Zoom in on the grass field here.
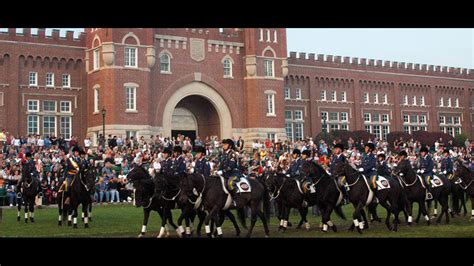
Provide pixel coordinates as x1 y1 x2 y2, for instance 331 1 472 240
1 203 474 237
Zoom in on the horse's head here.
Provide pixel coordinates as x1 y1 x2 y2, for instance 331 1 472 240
264 172 278 193
127 166 150 186
395 159 412 180
178 173 197 205
303 161 329 182
81 165 97 191
453 159 472 184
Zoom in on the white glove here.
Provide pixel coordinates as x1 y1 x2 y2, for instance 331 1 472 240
191 162 196 167
443 170 447 174
358 168 364 172
189 168 194 174
286 174 290 178
416 169 421 173
433 169 437 173
217 170 223 176
420 169 425 174
399 173 404 176
392 163 397 167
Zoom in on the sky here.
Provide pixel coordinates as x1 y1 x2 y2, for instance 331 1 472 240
22 28 474 69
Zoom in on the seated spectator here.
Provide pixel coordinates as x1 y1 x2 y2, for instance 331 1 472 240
108 177 120 203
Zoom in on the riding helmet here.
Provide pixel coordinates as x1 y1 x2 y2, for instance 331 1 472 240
302 150 311 157
195 146 206 154
292 149 301 155
398 151 408 157
333 143 344 150
162 148 172 155
365 143 375 151
222 139 235 149
377 153 386 160
173 145 183 153
419 146 429 153
443 149 450 155
72 146 80 153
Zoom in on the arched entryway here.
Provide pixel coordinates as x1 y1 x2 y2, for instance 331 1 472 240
162 81 233 139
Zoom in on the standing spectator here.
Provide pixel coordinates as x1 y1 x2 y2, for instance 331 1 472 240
84 137 92 151
0 129 6 153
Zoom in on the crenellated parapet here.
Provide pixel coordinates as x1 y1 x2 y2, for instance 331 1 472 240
0 28 86 47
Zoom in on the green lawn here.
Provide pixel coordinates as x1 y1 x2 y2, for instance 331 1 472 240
1 203 473 238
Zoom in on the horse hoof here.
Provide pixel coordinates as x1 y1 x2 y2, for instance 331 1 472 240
331 225 338 232
85 224 89 229
264 234 270 238
17 217 20 222
138 233 145 238
357 228 363 234
25 219 28 223
73 224 78 229
68 222 72 226
407 222 412 226
58 221 62 226
426 221 431 226
30 218 35 223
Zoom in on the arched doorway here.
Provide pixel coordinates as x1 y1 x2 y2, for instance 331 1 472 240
162 81 233 139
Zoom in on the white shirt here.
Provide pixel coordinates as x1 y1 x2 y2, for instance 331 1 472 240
13 138 20 146
84 139 92 147
37 138 44 146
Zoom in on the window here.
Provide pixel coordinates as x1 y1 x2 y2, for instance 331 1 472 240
273 30 277 43
223 59 232 77
94 88 100 113
93 49 100 70
420 126 427 131
294 123 303 140
125 87 136 111
285 110 292 120
420 95 425 106
374 93 379 104
403 115 409 123
403 125 410 134
29 72 37 86
218 28 224 34
126 130 137 139
267 93 275 115
60 101 71 113
294 110 303 120
341 112 348 122
454 116 460 125
27 100 39 112
383 94 388 104
446 116 453 124
125 47 137 67
419 115 426 124
373 125 381 139
330 112 338 121
330 124 339 131
321 112 328 122
296 88 302 100
320 90 326 101
285 122 293 141
266 29 271 42
372 113 380 122
439 97 444 107
322 123 328 133
410 115 418 124
264 60 274 77
439 116 445 124
403 95 408 105
331 91 337 101
341 124 348 130
364 92 369 103
27 115 39 135
259 29 263 42
46 73 54 87
267 133 276 142
284 87 290 99
43 116 56 137
382 114 389 123
160 53 170 73
62 74 70 88
60 116 71 140
341 91 347 102
447 127 453 136
365 125 371 133
455 98 459 107
411 126 418 133
412 95 417 106
382 125 390 140
455 127 461 136
43 100 56 112
447 98 452 107
364 113 371 122
0 92 3 106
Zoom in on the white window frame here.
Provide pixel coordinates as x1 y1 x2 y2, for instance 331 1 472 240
27 115 39 135
455 98 459 107
93 48 100 70
60 116 72 140
455 127 461 136
329 112 339 122
382 114 389 123
266 29 271 42
412 95 417 106
60 101 71 113
223 58 232 78
46 73 54 87
419 115 426 124
62 74 70 88
383 94 388 104
266 93 275 116
125 86 137 111
341 91 347 102
341 124 349 131
294 110 303 121
285 122 293 142
403 95 408 105
284 110 292 120
94 88 100 113
264 59 274 77
294 123 303 141
27 100 39 112
321 90 326 101
29 72 38 86
284 87 290 100
273 30 277 43
439 97 444 107
372 113 380 123
331 91 337 101
259 29 263 42
447 98 452 107
43 100 57 113
374 93 379 104
124 47 138 68
296 88 302 100
439 116 445 124
341 112 348 122
160 53 171 73
403 115 409 123
43 116 56 138
0 92 3 106
420 95 425 106
364 113 371 123
454 116 460 125
364 92 369 103
321 112 328 122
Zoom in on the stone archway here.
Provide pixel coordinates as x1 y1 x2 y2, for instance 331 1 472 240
162 81 233 138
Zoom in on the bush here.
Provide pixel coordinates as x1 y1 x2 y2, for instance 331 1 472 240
387 131 412 148
454 133 469 147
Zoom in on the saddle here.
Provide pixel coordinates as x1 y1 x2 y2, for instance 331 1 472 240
430 175 444 188
375 176 391 190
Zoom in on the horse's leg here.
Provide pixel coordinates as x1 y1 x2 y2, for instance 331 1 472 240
83 203 89 228
17 199 21 222
157 205 170 238
438 192 450 225
58 199 63 226
204 206 219 238
176 208 186 238
461 190 468 216
24 200 28 223
224 209 241 237
88 202 93 221
138 208 151 237
29 200 35 223
256 208 270 238
246 201 260 238
320 205 330 233
67 207 73 226
196 210 206 237
415 200 423 223
352 202 364 234
419 199 430 226
379 201 392 231
299 206 309 231
166 206 178 230
407 201 413 225
361 208 369 230
72 203 79 229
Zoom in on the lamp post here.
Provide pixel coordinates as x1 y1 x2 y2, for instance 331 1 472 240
322 117 327 142
101 107 106 140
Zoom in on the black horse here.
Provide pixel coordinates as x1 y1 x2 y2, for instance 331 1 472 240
128 166 179 237
17 165 39 223
443 168 468 217
300 161 348 232
453 159 474 220
69 165 97 228
179 173 270 238
264 172 311 232
395 159 450 225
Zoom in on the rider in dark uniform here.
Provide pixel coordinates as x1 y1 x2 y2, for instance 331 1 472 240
358 143 378 190
217 139 241 191
329 143 349 203
288 149 303 179
17 152 39 196
440 149 453 180
300 150 315 192
193 146 210 177
162 146 185 192
418 146 434 200
59 146 81 205
376 152 391 177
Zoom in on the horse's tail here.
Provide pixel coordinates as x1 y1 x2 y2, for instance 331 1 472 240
334 204 346 220
237 208 247 230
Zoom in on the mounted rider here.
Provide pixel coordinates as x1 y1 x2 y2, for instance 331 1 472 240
357 143 378 190
59 146 82 205
418 146 434 200
376 152 391 177
300 149 316 193
440 149 453 180
17 152 39 196
192 146 210 177
329 143 346 178
217 138 242 191
288 149 303 179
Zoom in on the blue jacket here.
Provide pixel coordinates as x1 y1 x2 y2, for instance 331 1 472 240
219 149 241 178
172 156 186 176
194 158 211 176
361 153 377 177
420 154 434 177
329 154 346 176
161 158 174 176
440 157 453 174
289 158 303 177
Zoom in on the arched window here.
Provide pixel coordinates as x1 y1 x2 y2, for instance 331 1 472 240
223 59 232 77
160 53 170 73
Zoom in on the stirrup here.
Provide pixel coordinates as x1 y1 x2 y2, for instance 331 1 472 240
425 193 433 200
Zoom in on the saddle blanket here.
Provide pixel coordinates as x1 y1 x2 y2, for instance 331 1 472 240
431 175 444 188
295 179 316 194
235 178 252 193
376 176 391 190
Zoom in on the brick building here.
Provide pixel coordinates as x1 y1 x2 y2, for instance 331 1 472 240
0 28 473 149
